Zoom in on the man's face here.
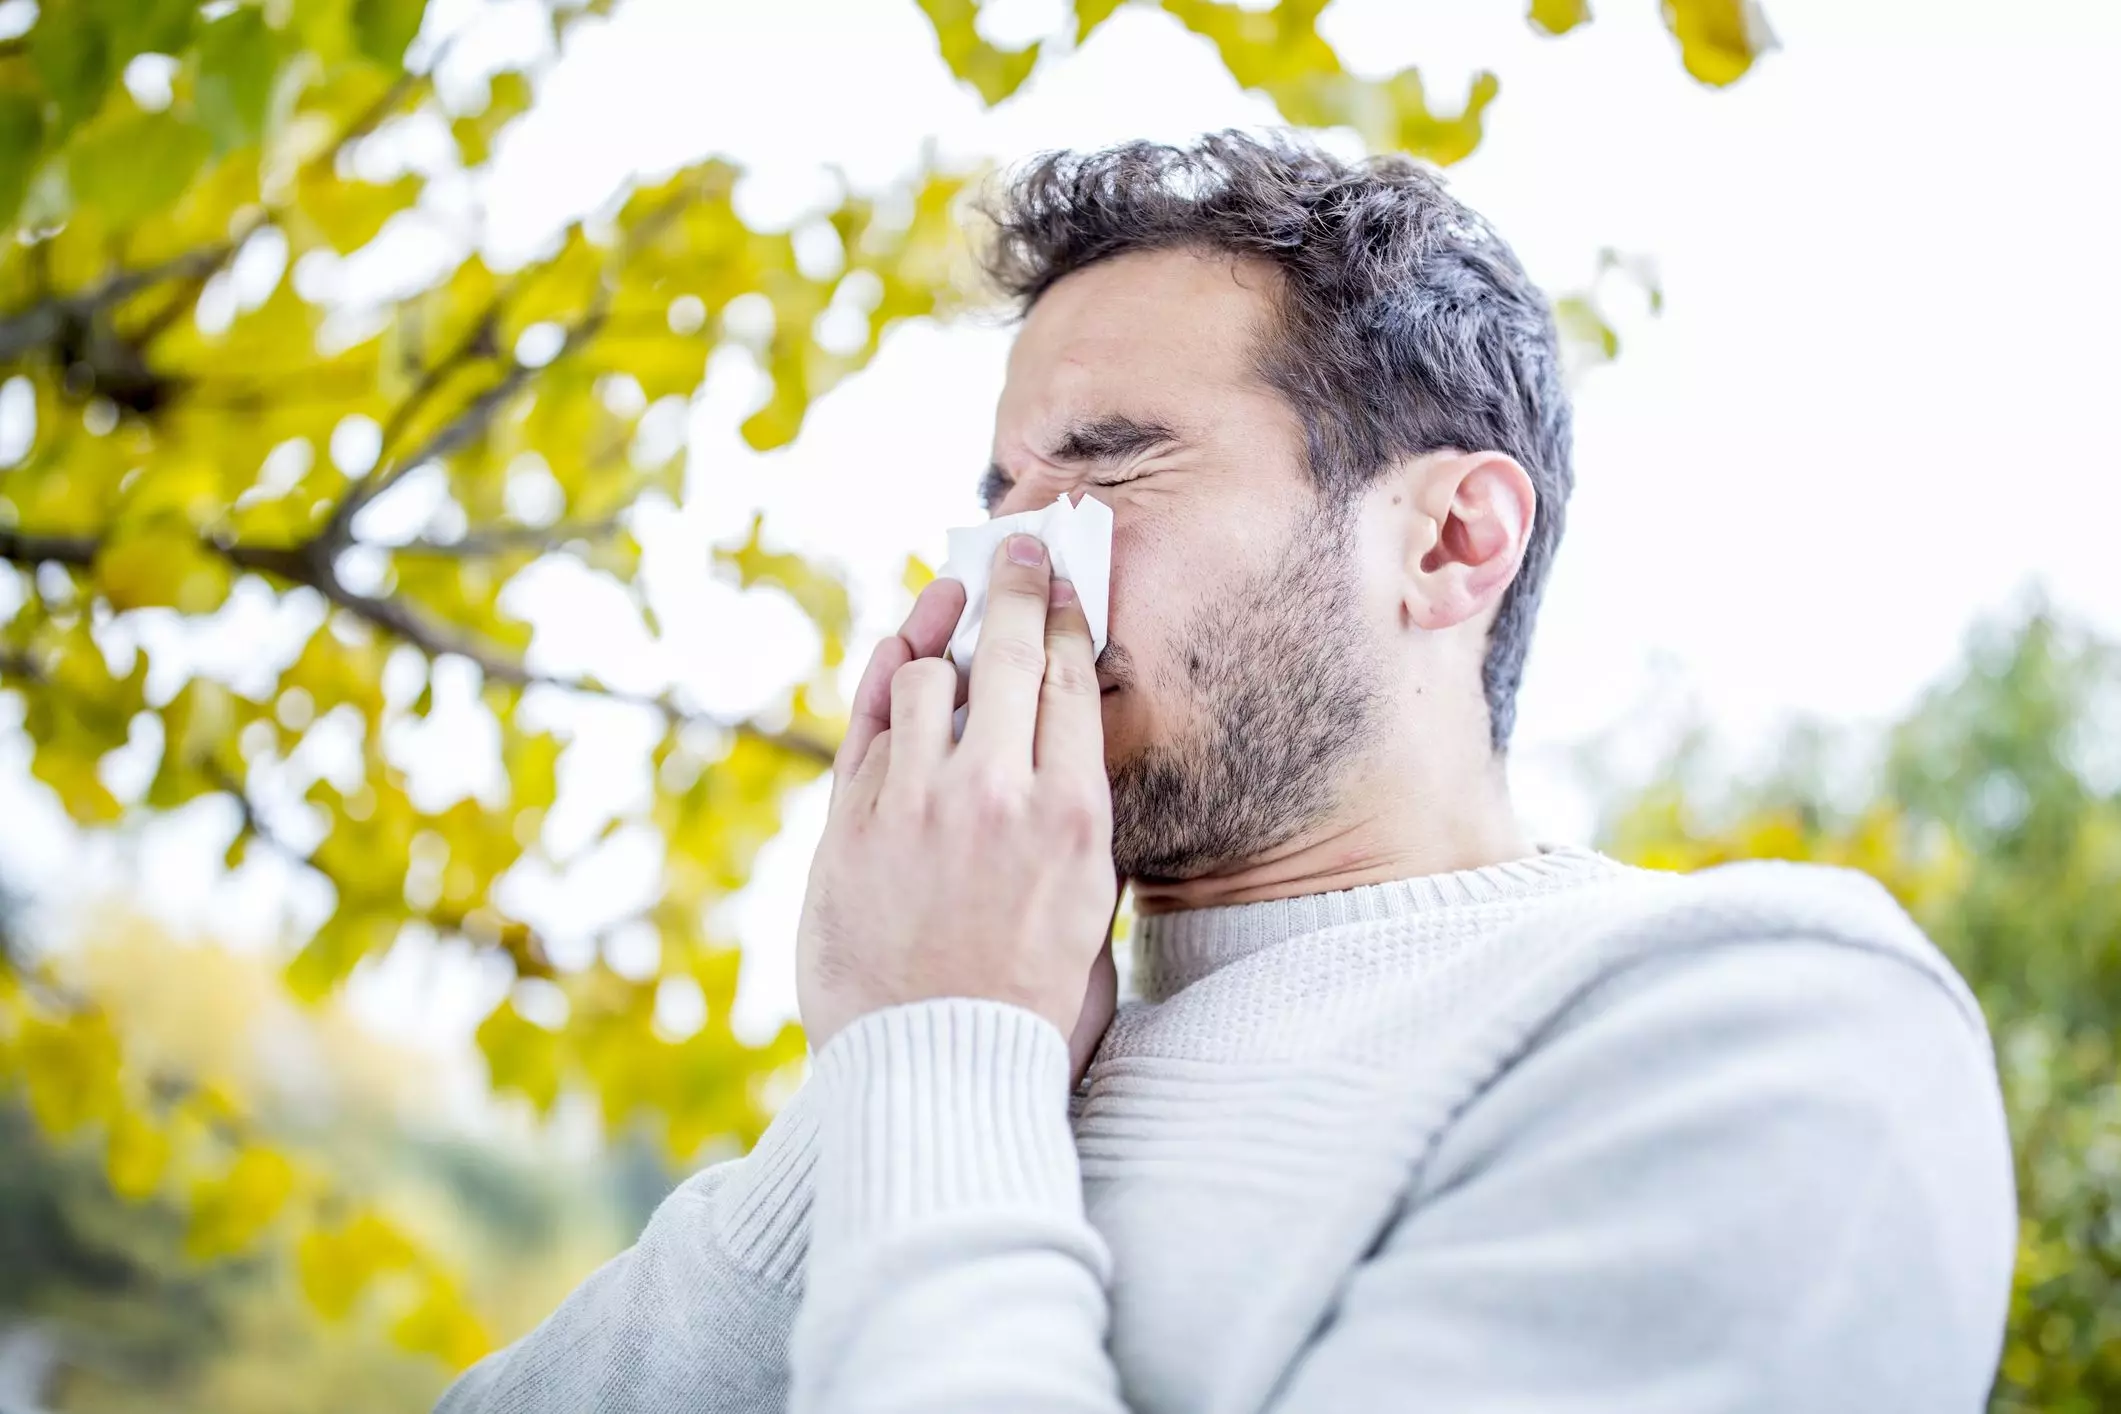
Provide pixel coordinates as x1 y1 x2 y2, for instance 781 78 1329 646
985 249 1383 881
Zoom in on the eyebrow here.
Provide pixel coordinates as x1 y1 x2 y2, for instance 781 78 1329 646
982 413 1184 495
1047 413 1182 464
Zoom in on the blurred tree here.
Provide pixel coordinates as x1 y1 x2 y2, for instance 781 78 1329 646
1600 602 2121 1413
1 917 638 1410
0 0 1774 1380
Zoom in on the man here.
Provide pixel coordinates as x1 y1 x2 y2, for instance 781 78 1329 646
440 131 2015 1413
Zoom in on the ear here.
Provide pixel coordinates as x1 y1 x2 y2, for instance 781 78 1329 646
1398 450 1535 633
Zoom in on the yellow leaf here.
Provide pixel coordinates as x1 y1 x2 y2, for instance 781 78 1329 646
1528 0 1591 36
476 997 562 1112
391 1271 494 1371
297 1209 420 1321
105 1106 171 1200
283 620 391 727
901 554 936 597
29 738 125 825
287 909 401 1003
187 1144 298 1260
505 729 564 811
1074 0 1127 44
583 331 706 401
1660 0 1776 87
451 70 533 168
19 1011 123 1136
295 168 422 254
715 514 852 663
914 0 1042 106
1382 68 1498 168
96 525 233 614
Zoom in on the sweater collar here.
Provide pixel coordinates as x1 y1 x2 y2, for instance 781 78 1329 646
1132 843 1624 1000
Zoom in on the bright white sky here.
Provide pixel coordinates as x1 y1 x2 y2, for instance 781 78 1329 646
2 0 2117 1132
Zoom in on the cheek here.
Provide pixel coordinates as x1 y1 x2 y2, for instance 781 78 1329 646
1104 523 1185 666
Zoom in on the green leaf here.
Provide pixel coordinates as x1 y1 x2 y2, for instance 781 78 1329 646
1554 294 1619 363
29 1 114 137
0 88 46 225
68 104 211 228
195 6 284 154
352 0 429 73
109 0 199 58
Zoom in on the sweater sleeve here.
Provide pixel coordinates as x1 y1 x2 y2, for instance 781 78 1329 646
789 998 1124 1414
1269 936 2019 1414
433 1084 819 1414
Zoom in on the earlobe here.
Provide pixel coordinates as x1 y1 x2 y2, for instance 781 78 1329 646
1401 451 1535 633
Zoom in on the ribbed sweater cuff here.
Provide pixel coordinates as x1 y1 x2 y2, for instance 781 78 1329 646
808 999 1082 1255
710 1087 819 1287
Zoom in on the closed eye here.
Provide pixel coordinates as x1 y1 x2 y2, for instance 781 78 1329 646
978 464 1014 512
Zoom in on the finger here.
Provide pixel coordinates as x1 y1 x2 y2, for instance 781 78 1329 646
904 575 968 660
846 727 892 813
1034 576 1106 780
962 533 1052 765
834 579 968 799
887 657 958 783
835 635 909 801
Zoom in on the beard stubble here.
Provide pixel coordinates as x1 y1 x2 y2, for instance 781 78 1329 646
1106 506 1381 882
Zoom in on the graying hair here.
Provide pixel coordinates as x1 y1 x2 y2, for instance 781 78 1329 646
979 130 1573 753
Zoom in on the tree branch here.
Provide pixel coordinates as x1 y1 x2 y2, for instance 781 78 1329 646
306 567 835 765
0 246 236 363
387 520 623 556
0 526 837 765
318 173 694 552
0 528 97 568
208 761 557 980
0 44 440 372
321 305 607 551
0 646 42 683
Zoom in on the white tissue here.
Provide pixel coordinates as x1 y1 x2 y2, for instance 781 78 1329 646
940 492 1113 680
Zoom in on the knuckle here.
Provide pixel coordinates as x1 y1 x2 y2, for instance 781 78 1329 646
991 568 1050 604
880 777 942 826
960 764 1025 820
1042 654 1099 698
1049 790 1109 852
984 634 1048 676
893 656 953 695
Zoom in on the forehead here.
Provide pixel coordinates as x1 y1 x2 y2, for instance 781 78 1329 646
995 248 1278 446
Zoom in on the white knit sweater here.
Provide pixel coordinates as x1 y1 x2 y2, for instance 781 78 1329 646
439 846 2016 1414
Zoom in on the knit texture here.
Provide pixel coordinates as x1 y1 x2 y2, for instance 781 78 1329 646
439 846 2016 1414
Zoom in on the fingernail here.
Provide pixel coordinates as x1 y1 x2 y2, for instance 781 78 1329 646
1049 578 1077 608
1006 534 1046 566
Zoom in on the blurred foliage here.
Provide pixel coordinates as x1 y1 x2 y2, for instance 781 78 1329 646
2 918 638 1410
1600 603 2121 1412
0 0 1773 1392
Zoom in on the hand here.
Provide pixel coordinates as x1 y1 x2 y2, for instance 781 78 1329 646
797 534 1118 1073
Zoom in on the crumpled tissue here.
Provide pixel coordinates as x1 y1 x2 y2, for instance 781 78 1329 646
938 494 1112 733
